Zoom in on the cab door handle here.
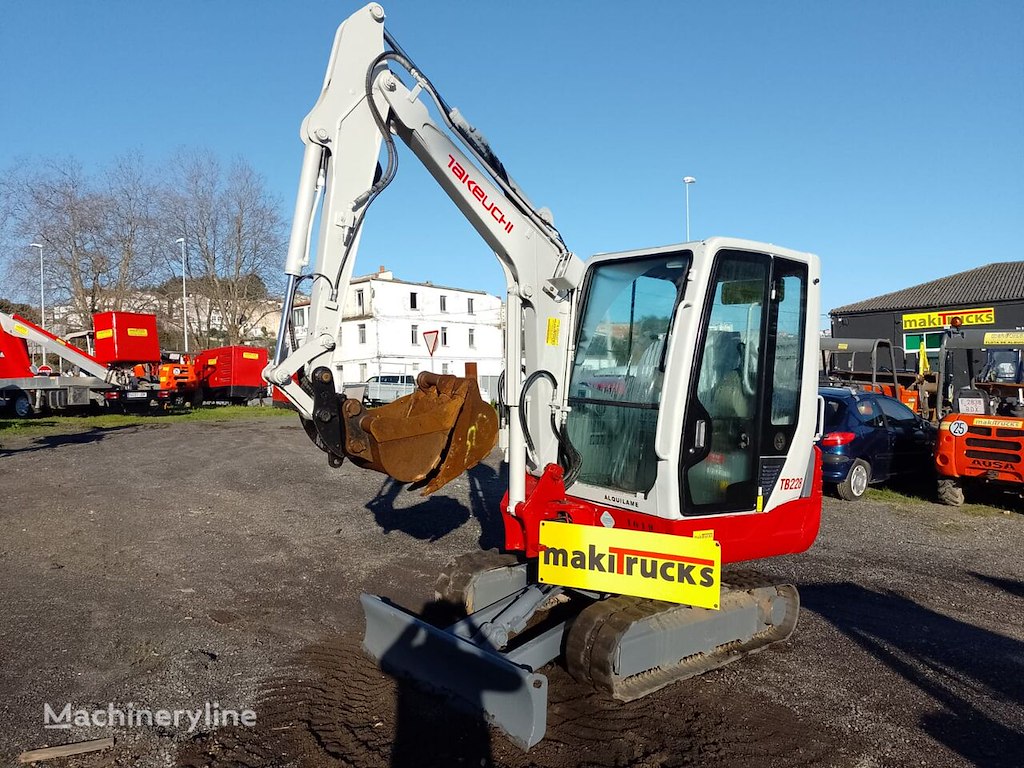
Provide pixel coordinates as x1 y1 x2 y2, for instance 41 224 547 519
692 419 707 452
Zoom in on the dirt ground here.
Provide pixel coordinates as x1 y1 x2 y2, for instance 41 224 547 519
1 414 1022 768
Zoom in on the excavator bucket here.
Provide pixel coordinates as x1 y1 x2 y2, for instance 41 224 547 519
338 364 498 493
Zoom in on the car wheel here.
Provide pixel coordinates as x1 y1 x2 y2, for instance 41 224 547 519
937 477 965 507
837 459 870 501
13 394 34 419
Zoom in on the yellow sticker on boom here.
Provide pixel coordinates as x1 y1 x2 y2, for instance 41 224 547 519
983 331 1024 345
538 522 721 608
13 323 29 336
545 317 560 346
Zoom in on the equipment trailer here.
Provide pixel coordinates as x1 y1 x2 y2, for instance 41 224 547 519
0 311 171 416
266 3 823 748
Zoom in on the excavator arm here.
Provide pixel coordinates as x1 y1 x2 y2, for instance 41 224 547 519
265 3 585 501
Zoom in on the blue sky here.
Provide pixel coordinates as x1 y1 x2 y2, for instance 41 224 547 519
2 1 1022 325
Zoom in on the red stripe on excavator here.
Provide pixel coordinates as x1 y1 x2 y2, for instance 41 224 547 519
607 547 716 569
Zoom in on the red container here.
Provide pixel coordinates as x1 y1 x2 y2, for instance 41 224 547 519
0 325 33 378
93 312 160 365
197 345 268 403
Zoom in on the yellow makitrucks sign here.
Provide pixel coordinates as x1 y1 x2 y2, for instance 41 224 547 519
902 307 994 330
537 521 721 608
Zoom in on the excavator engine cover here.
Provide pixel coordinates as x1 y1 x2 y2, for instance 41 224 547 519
308 364 498 494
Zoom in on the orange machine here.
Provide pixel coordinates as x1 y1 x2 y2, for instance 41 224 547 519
158 356 200 402
933 328 1024 505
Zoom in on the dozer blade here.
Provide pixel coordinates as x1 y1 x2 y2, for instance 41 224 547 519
341 364 498 493
361 594 548 750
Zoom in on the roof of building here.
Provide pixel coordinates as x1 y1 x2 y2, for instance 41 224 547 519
351 268 493 296
831 261 1024 315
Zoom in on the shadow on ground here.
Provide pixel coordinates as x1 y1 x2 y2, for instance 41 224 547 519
968 571 1024 600
365 461 507 547
0 425 139 455
801 582 1024 768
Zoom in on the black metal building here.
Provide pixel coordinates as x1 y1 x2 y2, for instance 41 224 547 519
829 261 1024 370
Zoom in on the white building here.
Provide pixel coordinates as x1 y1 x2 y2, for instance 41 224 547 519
291 268 504 395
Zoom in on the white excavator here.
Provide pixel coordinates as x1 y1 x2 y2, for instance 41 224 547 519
265 3 823 749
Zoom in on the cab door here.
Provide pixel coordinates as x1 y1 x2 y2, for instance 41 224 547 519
681 250 808 515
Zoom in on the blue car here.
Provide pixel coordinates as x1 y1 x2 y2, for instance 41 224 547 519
818 387 936 500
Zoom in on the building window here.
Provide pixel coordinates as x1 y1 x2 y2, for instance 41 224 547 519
410 291 418 309
355 289 364 313
442 362 450 374
411 324 418 345
359 363 367 380
467 297 475 315
358 323 366 344
411 362 419 372
468 327 475 348
904 331 943 370
440 295 447 312
441 326 448 346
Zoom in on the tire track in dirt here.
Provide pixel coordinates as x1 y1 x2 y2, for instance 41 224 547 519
178 632 853 768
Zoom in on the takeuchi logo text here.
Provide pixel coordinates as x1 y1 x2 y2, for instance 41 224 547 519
541 543 715 586
447 155 515 234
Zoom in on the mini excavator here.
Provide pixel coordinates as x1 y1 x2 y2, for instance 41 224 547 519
265 3 823 748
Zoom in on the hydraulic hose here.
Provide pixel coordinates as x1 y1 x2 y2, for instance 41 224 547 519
517 370 583 487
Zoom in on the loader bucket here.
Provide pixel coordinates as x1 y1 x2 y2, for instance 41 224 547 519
348 364 498 493
361 593 548 750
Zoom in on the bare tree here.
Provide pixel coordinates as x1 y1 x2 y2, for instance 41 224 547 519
0 150 284 350
163 150 285 347
0 155 165 332
99 153 164 310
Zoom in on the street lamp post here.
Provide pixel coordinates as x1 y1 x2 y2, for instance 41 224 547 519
175 237 189 353
29 243 45 366
682 177 696 241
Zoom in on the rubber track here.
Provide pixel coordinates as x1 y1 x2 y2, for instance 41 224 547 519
566 568 799 702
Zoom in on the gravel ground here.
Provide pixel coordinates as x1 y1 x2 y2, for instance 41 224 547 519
1 414 1021 767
